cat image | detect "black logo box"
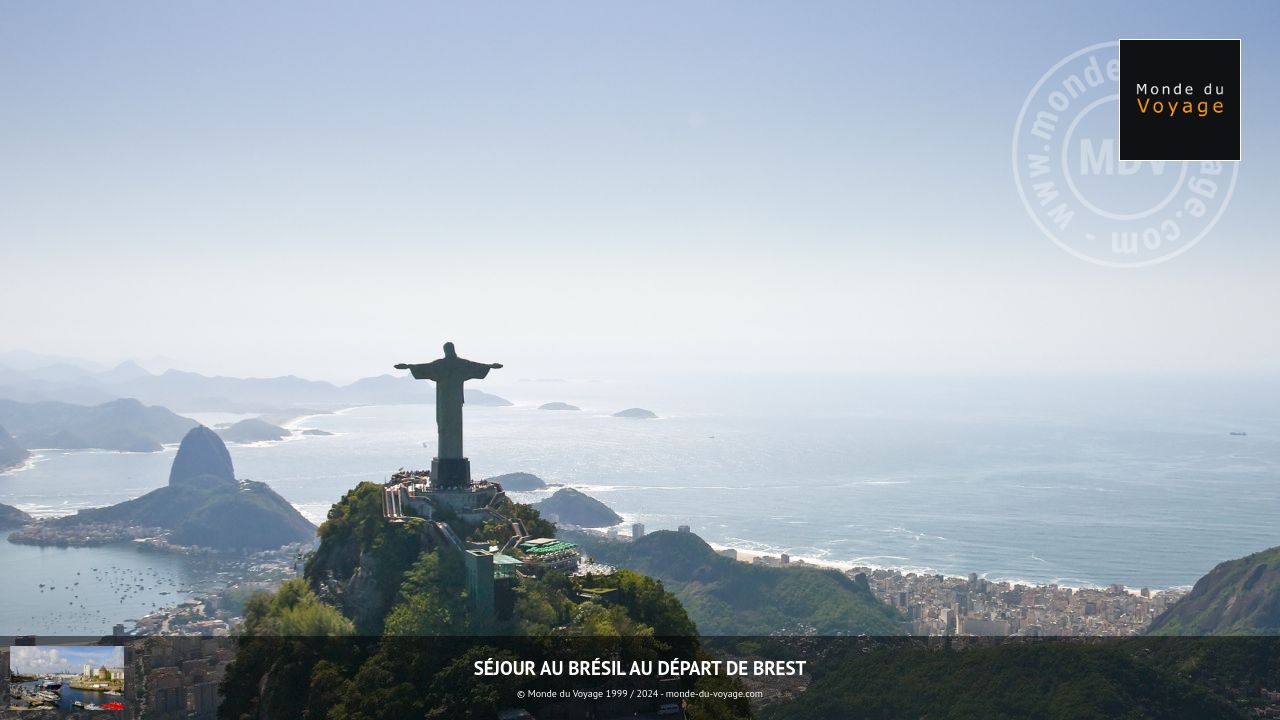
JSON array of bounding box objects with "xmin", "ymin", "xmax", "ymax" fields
[{"xmin": 1119, "ymin": 39, "xmax": 1241, "ymax": 161}]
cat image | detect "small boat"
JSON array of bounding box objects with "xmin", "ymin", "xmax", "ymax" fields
[{"xmin": 1229, "ymin": 431, "xmax": 1247, "ymax": 436}]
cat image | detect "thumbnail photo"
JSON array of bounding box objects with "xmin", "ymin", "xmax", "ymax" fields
[{"xmin": 5, "ymin": 646, "xmax": 124, "ymax": 713}]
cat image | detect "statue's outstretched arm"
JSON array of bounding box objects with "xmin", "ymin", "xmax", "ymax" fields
[
  {"xmin": 490, "ymin": 363, "xmax": 503, "ymax": 369},
  {"xmin": 394, "ymin": 363, "xmax": 411, "ymax": 370}
]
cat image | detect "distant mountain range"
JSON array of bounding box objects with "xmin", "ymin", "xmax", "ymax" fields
[
  {"xmin": 0, "ymin": 398, "xmax": 197, "ymax": 452},
  {"xmin": 0, "ymin": 353, "xmax": 513, "ymax": 452},
  {"xmin": 0, "ymin": 354, "xmax": 511, "ymax": 412},
  {"xmin": 1148, "ymin": 544, "xmax": 1280, "ymax": 635}
]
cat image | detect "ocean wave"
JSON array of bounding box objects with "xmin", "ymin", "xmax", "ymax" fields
[{"xmin": 880, "ymin": 527, "xmax": 948, "ymax": 542}]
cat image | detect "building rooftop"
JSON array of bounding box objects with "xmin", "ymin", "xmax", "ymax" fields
[{"xmin": 520, "ymin": 540, "xmax": 579, "ymax": 555}]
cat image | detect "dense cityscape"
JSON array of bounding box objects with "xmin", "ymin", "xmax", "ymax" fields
[{"xmin": 860, "ymin": 567, "xmax": 1184, "ymax": 637}]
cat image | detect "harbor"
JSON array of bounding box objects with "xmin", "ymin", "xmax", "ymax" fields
[
  {"xmin": 6, "ymin": 646, "xmax": 126, "ymax": 712},
  {"xmin": 10, "ymin": 678, "xmax": 124, "ymax": 712}
]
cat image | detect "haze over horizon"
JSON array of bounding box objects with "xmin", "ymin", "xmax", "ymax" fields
[{"xmin": 3, "ymin": 2, "xmax": 1279, "ymax": 382}]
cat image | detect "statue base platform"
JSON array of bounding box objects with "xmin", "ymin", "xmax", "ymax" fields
[{"xmin": 431, "ymin": 457, "xmax": 471, "ymax": 489}]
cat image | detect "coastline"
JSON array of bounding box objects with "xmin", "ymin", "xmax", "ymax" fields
[
  {"xmin": 591, "ymin": 516, "xmax": 1194, "ymax": 596},
  {"xmin": 703, "ymin": 539, "xmax": 1189, "ymax": 597},
  {"xmin": 0, "ymin": 452, "xmax": 40, "ymax": 476},
  {"xmin": 263, "ymin": 403, "xmax": 376, "ymax": 436}
]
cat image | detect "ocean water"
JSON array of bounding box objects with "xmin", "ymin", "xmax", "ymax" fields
[
  {"xmin": 1, "ymin": 373, "xmax": 1277, "ymax": 634},
  {"xmin": 0, "ymin": 530, "xmax": 232, "ymax": 637}
]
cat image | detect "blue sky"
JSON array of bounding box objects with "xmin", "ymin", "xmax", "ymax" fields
[
  {"xmin": 1, "ymin": 2, "xmax": 1277, "ymax": 380},
  {"xmin": 9, "ymin": 645, "xmax": 124, "ymax": 675}
]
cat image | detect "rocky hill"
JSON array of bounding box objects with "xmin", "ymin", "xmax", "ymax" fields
[
  {"xmin": 106, "ymin": 369, "xmax": 512, "ymax": 412},
  {"xmin": 0, "ymin": 357, "xmax": 515, "ymax": 413},
  {"xmin": 0, "ymin": 502, "xmax": 31, "ymax": 529},
  {"xmin": 0, "ymin": 423, "xmax": 29, "ymax": 470},
  {"xmin": 0, "ymin": 397, "xmax": 196, "ymax": 452},
  {"xmin": 216, "ymin": 480, "xmax": 742, "ymax": 720},
  {"xmin": 11, "ymin": 426, "xmax": 314, "ymax": 552},
  {"xmin": 1148, "ymin": 544, "xmax": 1280, "ymax": 635},
  {"xmin": 487, "ymin": 471, "xmax": 547, "ymax": 490},
  {"xmin": 169, "ymin": 425, "xmax": 237, "ymax": 488},
  {"xmin": 571, "ymin": 529, "xmax": 905, "ymax": 635},
  {"xmin": 534, "ymin": 487, "xmax": 621, "ymax": 527}
]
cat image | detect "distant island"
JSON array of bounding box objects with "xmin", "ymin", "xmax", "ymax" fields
[
  {"xmin": 487, "ymin": 471, "xmax": 547, "ymax": 491},
  {"xmin": 0, "ymin": 354, "xmax": 513, "ymax": 414},
  {"xmin": 538, "ymin": 401, "xmax": 580, "ymax": 411},
  {"xmin": 0, "ymin": 502, "xmax": 31, "ymax": 530},
  {"xmin": 0, "ymin": 397, "xmax": 195, "ymax": 452},
  {"xmin": 301, "ymin": 428, "xmax": 334, "ymax": 436},
  {"xmin": 613, "ymin": 407, "xmax": 658, "ymax": 419},
  {"xmin": 535, "ymin": 487, "xmax": 622, "ymax": 527},
  {"xmin": 0, "ymin": 423, "xmax": 29, "ymax": 470},
  {"xmin": 216, "ymin": 418, "xmax": 291, "ymax": 443},
  {"xmin": 8, "ymin": 426, "xmax": 315, "ymax": 552}
]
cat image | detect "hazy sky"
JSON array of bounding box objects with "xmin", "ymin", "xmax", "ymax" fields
[{"xmin": 2, "ymin": 2, "xmax": 1277, "ymax": 382}]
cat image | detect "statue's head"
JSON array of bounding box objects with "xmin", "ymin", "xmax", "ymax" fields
[{"xmin": 443, "ymin": 342, "xmax": 457, "ymax": 357}]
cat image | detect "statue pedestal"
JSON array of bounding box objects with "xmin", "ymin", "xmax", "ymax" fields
[{"xmin": 431, "ymin": 457, "xmax": 471, "ymax": 489}]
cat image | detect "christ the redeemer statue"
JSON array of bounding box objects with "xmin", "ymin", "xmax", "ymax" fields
[{"xmin": 395, "ymin": 342, "xmax": 502, "ymax": 488}]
